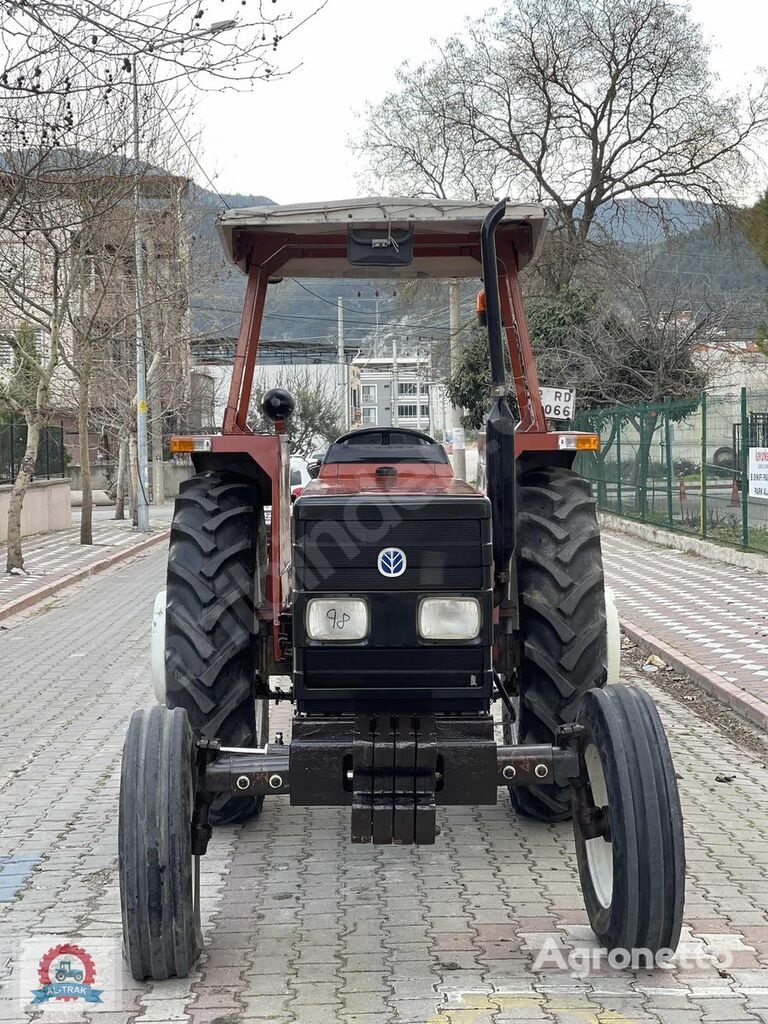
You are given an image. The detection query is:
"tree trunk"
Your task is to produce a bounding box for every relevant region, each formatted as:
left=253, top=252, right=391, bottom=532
left=633, top=410, right=659, bottom=516
left=5, top=415, right=41, bottom=573
left=593, top=418, right=619, bottom=506
left=129, top=432, right=139, bottom=528
left=114, top=435, right=127, bottom=521
left=78, top=371, right=93, bottom=545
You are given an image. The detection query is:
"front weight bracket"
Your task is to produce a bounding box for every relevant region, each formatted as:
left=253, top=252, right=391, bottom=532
left=496, top=743, right=580, bottom=787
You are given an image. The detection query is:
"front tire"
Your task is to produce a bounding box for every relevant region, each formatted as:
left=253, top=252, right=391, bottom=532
left=165, top=471, right=268, bottom=825
left=574, top=686, right=685, bottom=957
left=511, top=466, right=607, bottom=821
left=119, top=706, right=202, bottom=980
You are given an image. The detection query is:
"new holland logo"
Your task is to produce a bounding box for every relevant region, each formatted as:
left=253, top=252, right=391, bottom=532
left=377, top=547, right=407, bottom=578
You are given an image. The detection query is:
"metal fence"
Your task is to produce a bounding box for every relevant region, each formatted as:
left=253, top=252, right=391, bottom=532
left=0, top=420, right=66, bottom=485
left=573, top=389, right=768, bottom=554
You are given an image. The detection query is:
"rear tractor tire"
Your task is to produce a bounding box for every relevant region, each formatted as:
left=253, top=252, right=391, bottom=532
left=574, top=685, right=685, bottom=958
left=165, top=470, right=268, bottom=825
left=119, top=705, right=202, bottom=980
left=508, top=466, right=607, bottom=822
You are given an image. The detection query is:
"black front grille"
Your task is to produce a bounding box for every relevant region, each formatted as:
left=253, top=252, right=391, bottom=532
left=301, top=647, right=486, bottom=690
left=295, top=512, right=488, bottom=592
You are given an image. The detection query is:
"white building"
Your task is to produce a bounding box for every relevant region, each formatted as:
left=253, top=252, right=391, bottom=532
left=350, top=354, right=448, bottom=437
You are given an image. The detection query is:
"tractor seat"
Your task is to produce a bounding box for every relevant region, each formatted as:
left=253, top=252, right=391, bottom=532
left=324, top=427, right=449, bottom=464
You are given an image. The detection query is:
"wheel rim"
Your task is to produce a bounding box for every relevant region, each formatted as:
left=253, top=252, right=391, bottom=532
left=583, top=743, right=613, bottom=910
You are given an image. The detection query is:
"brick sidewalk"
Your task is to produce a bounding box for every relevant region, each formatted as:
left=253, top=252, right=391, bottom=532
left=0, top=505, right=172, bottom=618
left=602, top=530, right=768, bottom=721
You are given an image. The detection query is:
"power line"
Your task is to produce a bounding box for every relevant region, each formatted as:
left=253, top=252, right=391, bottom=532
left=194, top=305, right=462, bottom=332
left=150, top=80, right=230, bottom=210
left=287, top=278, right=476, bottom=320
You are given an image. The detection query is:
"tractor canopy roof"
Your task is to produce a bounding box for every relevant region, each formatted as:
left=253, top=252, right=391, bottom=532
left=216, top=196, right=548, bottom=280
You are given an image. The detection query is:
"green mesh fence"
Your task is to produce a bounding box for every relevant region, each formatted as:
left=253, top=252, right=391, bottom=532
left=572, top=389, right=768, bottom=554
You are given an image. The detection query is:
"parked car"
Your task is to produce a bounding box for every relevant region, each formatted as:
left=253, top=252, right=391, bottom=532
left=290, top=456, right=311, bottom=501
left=265, top=456, right=311, bottom=524
left=306, top=449, right=326, bottom=479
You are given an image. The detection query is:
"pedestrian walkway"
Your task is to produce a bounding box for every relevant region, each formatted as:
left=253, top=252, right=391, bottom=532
left=602, top=530, right=768, bottom=720
left=0, top=505, right=171, bottom=619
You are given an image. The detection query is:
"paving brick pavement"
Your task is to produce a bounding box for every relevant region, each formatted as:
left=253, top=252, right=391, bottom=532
left=1, top=546, right=768, bottom=1023
left=0, top=505, right=172, bottom=617
left=602, top=531, right=768, bottom=716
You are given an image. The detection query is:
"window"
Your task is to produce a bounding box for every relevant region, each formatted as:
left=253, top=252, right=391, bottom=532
left=398, top=381, right=417, bottom=397
left=421, top=404, right=430, bottom=419
left=362, top=407, right=377, bottom=425
left=398, top=404, right=418, bottom=418
left=290, top=468, right=303, bottom=486
left=361, top=384, right=377, bottom=404
left=0, top=336, right=12, bottom=368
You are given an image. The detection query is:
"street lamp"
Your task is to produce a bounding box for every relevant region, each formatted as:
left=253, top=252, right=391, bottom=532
left=132, top=20, right=236, bottom=532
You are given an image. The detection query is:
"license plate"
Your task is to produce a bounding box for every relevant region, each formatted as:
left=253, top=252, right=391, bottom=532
left=540, top=387, right=575, bottom=420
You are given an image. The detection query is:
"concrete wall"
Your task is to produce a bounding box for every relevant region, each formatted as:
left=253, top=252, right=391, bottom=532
left=163, top=461, right=194, bottom=497
left=67, top=460, right=193, bottom=504
left=0, top=478, right=71, bottom=543
left=67, top=462, right=117, bottom=492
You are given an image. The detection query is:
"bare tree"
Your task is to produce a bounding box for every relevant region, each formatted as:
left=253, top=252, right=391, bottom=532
left=58, top=181, right=143, bottom=544
left=0, top=0, right=327, bottom=563
left=0, top=97, right=113, bottom=569
left=1, top=1, right=327, bottom=98
left=250, top=367, right=341, bottom=458
left=358, top=0, right=768, bottom=291
left=0, top=46, right=192, bottom=562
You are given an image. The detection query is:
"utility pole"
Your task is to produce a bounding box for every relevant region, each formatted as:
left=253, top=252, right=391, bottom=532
left=128, top=21, right=236, bottom=531
left=449, top=279, right=466, bottom=481
left=391, top=337, right=399, bottom=427
left=337, top=297, right=347, bottom=430
left=415, top=349, right=422, bottom=431
left=132, top=59, right=150, bottom=532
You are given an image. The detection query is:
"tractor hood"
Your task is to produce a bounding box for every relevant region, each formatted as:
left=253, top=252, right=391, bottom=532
left=300, top=465, right=481, bottom=499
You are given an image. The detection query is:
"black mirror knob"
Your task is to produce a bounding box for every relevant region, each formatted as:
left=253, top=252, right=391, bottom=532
left=262, top=388, right=295, bottom=423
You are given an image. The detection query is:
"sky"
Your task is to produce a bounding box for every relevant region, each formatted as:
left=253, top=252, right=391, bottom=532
left=196, top=0, right=768, bottom=205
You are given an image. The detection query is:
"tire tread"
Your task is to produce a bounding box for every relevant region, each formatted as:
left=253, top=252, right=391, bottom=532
left=512, top=466, right=607, bottom=821
left=165, top=471, right=265, bottom=824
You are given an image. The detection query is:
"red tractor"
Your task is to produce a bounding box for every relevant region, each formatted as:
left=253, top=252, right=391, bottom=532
left=119, top=198, right=684, bottom=981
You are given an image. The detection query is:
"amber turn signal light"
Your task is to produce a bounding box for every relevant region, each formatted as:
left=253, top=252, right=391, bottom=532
left=169, top=436, right=212, bottom=454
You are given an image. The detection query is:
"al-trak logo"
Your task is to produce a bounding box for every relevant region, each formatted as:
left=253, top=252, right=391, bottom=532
left=377, top=547, right=407, bottom=578
left=32, top=943, right=103, bottom=1005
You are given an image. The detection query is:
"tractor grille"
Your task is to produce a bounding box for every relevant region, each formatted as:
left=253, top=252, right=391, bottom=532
left=294, top=518, right=483, bottom=592
left=301, top=647, right=484, bottom=689
left=292, top=492, right=493, bottom=712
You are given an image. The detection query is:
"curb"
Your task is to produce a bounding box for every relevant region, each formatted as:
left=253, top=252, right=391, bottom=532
left=621, top=617, right=768, bottom=732
left=0, top=529, right=169, bottom=623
